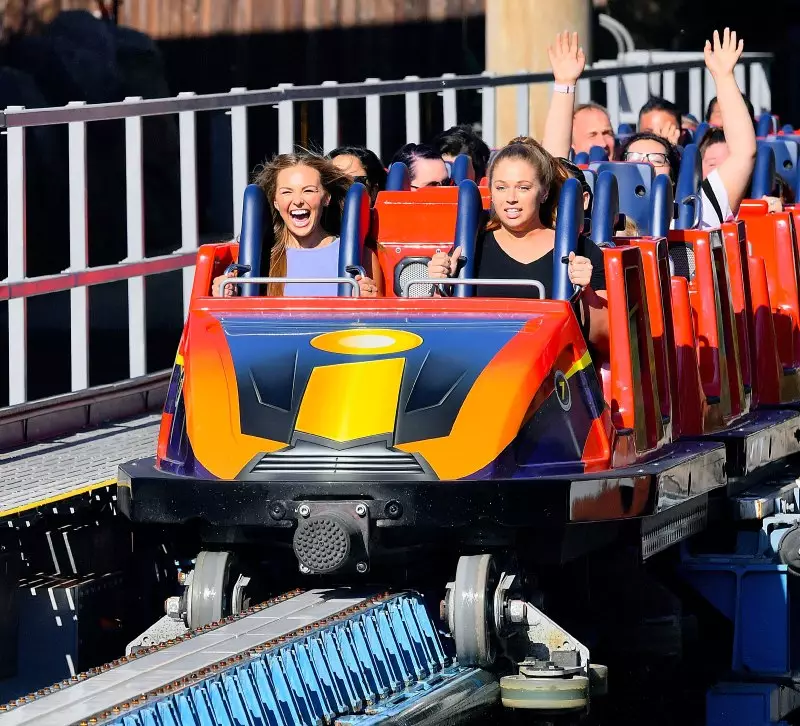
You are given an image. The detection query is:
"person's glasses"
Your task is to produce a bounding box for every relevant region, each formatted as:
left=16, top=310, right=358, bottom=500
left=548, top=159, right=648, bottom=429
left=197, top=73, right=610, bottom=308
left=623, top=151, right=669, bottom=166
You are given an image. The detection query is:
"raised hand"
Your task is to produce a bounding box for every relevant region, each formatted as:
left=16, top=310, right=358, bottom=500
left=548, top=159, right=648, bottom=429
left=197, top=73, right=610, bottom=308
left=567, top=251, right=593, bottom=288
left=651, top=120, right=681, bottom=146
left=704, top=28, right=743, bottom=79
left=427, top=246, right=462, bottom=279
left=547, top=30, right=586, bottom=85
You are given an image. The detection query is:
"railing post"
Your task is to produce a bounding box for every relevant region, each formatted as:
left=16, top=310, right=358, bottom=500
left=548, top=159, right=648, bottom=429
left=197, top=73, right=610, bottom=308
left=6, top=107, right=27, bottom=405
left=67, top=101, right=89, bottom=392
left=662, top=71, right=676, bottom=103
left=365, top=78, right=382, bottom=155
left=516, top=76, right=530, bottom=138
left=404, top=75, right=421, bottom=145
left=689, top=67, right=703, bottom=121
left=124, top=96, right=146, bottom=380
left=604, top=75, right=620, bottom=131
left=322, top=80, right=339, bottom=152
left=178, top=92, right=198, bottom=316
left=480, top=71, right=496, bottom=149
left=230, top=87, right=249, bottom=238
left=703, top=67, right=715, bottom=115
left=277, top=83, right=294, bottom=154
left=441, top=73, right=457, bottom=130
left=577, top=78, right=590, bottom=105
left=734, top=63, right=746, bottom=104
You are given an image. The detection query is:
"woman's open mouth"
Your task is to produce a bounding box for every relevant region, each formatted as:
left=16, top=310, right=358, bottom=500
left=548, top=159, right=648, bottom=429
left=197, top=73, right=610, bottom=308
left=289, top=209, right=312, bottom=228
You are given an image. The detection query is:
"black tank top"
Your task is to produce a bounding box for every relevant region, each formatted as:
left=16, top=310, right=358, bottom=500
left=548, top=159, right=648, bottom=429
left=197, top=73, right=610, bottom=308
left=474, top=231, right=606, bottom=299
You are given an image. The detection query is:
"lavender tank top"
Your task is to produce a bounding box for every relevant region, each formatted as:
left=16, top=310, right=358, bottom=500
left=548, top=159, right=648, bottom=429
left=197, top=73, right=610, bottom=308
left=283, top=237, right=341, bottom=297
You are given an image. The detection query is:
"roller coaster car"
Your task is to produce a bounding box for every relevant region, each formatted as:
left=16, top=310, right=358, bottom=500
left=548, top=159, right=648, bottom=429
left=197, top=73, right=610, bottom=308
left=120, top=177, right=737, bottom=586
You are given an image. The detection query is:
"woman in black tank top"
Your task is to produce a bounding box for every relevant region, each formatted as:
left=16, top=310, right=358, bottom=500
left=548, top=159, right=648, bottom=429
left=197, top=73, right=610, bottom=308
left=428, top=140, right=609, bottom=354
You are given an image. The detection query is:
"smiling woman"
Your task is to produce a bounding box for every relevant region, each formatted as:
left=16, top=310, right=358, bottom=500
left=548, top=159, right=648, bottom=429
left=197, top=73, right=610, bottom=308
left=427, top=139, right=609, bottom=354
left=212, top=152, right=384, bottom=298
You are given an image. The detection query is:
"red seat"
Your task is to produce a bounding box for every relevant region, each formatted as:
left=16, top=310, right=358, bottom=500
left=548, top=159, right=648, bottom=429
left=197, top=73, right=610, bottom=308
left=373, top=187, right=490, bottom=298
left=739, top=200, right=800, bottom=401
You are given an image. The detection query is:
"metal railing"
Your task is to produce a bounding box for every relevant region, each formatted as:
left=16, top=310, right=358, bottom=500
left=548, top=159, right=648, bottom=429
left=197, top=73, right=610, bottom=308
left=1, top=51, right=773, bottom=406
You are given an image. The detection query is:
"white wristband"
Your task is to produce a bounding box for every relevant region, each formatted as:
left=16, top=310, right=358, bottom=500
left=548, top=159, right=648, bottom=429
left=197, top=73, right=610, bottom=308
left=553, top=83, right=576, bottom=94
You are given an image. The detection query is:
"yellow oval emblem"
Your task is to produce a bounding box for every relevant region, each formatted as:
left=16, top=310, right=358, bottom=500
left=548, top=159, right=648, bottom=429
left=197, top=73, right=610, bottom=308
left=310, top=329, right=423, bottom=355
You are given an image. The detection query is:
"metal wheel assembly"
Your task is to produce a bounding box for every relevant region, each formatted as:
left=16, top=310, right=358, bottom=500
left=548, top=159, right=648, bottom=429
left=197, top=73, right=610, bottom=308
left=185, top=550, right=236, bottom=630
left=447, top=553, right=499, bottom=667
left=499, top=674, right=590, bottom=712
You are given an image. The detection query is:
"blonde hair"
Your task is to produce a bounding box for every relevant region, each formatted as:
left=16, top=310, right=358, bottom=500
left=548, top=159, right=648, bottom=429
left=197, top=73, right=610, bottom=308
left=486, top=139, right=565, bottom=230
left=253, top=152, right=351, bottom=295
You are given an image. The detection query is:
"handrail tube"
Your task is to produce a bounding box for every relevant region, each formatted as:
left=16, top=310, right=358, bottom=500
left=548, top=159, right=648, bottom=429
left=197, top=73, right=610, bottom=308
left=220, top=276, right=361, bottom=296
left=401, top=277, right=546, bottom=298
left=0, top=55, right=773, bottom=129
left=0, top=250, right=197, bottom=301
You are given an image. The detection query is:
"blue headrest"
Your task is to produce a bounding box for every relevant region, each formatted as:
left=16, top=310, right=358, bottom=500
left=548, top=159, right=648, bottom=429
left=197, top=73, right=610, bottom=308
left=589, top=145, right=609, bottom=162
left=588, top=161, right=655, bottom=234
left=450, top=154, right=474, bottom=185
left=761, top=138, right=798, bottom=194
left=591, top=171, right=620, bottom=246
left=675, top=143, right=702, bottom=230
left=618, top=123, right=634, bottom=136
left=783, top=124, right=795, bottom=134
left=238, top=184, right=270, bottom=298
left=386, top=161, right=411, bottom=191
left=694, top=122, right=710, bottom=147
left=338, top=182, right=370, bottom=296
left=452, top=179, right=484, bottom=298
left=553, top=178, right=584, bottom=301
left=651, top=174, right=674, bottom=238
left=574, top=151, right=589, bottom=165
left=751, top=143, right=776, bottom=199
left=757, top=112, right=777, bottom=137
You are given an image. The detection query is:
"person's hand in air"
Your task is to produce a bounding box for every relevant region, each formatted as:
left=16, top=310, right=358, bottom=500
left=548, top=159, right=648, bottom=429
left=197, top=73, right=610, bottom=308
left=356, top=274, right=379, bottom=297
left=567, top=251, right=593, bottom=288
left=547, top=30, right=586, bottom=86
left=652, top=120, right=681, bottom=146
left=212, top=270, right=238, bottom=297
left=428, top=246, right=462, bottom=278
left=704, top=27, right=743, bottom=79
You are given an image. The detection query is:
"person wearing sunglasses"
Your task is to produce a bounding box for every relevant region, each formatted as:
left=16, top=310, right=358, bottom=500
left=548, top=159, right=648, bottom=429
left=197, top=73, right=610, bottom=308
left=328, top=145, right=387, bottom=206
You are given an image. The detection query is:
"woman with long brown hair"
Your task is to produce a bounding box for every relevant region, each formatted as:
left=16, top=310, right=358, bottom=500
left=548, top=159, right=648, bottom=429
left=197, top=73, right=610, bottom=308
left=213, top=151, right=382, bottom=297
left=427, top=139, right=609, bottom=353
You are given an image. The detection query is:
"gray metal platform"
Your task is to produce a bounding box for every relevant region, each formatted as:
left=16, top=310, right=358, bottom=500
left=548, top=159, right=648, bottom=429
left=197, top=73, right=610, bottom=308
left=0, top=414, right=159, bottom=519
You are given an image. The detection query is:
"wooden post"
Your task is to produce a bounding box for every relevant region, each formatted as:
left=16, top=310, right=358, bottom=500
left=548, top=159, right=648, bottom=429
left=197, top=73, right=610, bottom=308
left=486, top=0, right=592, bottom=146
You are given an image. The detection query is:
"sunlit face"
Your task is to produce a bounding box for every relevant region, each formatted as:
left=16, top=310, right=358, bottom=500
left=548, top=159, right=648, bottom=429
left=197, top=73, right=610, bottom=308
left=707, top=102, right=723, bottom=127
left=639, top=109, right=680, bottom=136
left=624, top=138, right=672, bottom=177
left=273, top=164, right=329, bottom=238
left=572, top=107, right=615, bottom=158
left=410, top=157, right=450, bottom=190
left=490, top=158, right=544, bottom=232
left=702, top=141, right=730, bottom=178
left=331, top=154, right=367, bottom=180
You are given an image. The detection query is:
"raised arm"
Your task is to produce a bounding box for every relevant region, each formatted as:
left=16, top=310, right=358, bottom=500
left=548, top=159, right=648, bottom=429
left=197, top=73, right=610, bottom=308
left=705, top=28, right=757, bottom=214
left=541, top=31, right=586, bottom=159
